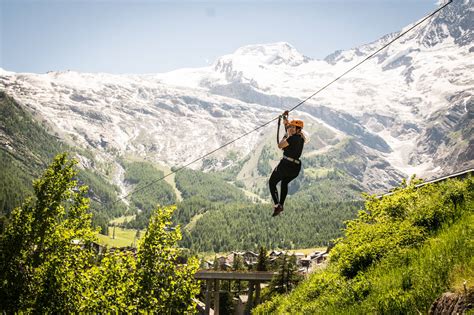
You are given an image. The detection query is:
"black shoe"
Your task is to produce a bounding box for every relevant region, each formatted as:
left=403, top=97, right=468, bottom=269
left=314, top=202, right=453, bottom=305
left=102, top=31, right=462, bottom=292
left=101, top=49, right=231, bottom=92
left=272, top=204, right=284, bottom=217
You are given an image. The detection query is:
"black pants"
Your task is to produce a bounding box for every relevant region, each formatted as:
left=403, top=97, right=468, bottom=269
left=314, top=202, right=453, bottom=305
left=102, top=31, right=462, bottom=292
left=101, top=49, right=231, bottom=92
left=269, top=159, right=301, bottom=206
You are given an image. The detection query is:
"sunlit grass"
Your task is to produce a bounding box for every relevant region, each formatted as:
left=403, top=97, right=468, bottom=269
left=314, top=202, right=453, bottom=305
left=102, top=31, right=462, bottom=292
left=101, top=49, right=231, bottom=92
left=96, top=226, right=144, bottom=248
left=254, top=177, right=474, bottom=314
left=109, top=215, right=136, bottom=225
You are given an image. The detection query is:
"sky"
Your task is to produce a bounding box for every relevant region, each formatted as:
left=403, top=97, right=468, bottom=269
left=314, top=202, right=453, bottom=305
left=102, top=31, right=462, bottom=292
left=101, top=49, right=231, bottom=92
left=0, top=0, right=438, bottom=74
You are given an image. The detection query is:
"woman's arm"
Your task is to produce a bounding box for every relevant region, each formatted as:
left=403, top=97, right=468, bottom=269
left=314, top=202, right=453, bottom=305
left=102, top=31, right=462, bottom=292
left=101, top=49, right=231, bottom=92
left=278, top=136, right=289, bottom=149
left=279, top=111, right=290, bottom=149
left=283, top=116, right=289, bottom=130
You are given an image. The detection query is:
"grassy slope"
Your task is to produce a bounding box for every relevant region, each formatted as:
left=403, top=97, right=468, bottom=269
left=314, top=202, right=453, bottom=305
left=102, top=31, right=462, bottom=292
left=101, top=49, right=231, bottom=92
left=255, top=176, right=474, bottom=314
left=96, top=226, right=144, bottom=248
left=153, top=163, right=183, bottom=202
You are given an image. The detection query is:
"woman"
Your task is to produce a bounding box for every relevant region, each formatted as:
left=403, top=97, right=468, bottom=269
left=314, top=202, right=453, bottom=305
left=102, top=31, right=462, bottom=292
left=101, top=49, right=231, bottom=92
left=269, top=114, right=305, bottom=217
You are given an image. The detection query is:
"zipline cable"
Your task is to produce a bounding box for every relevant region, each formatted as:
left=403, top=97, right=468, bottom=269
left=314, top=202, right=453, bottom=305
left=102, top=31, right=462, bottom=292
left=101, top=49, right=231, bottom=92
left=111, top=0, right=452, bottom=206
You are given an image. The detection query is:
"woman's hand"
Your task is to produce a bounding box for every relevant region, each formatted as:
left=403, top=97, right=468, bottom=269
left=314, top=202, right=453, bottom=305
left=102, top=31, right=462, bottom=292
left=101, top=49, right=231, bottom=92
left=287, top=125, right=296, bottom=136
left=282, top=110, right=289, bottom=125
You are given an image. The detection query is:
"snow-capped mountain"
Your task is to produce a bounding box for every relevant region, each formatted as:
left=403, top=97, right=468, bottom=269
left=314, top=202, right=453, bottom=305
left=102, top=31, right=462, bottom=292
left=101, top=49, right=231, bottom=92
left=156, top=0, right=473, bottom=179
left=0, top=0, right=472, bottom=193
left=0, top=71, right=276, bottom=167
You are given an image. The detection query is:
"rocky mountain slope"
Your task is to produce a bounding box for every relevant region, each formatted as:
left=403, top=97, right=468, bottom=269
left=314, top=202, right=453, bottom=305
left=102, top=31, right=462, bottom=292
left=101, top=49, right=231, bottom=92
left=0, top=0, right=472, bottom=196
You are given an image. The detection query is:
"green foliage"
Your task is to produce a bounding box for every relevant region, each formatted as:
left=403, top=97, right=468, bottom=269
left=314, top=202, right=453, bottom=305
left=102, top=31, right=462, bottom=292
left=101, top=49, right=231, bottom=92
left=0, top=92, right=65, bottom=215
left=82, top=252, right=137, bottom=312
left=0, top=151, right=33, bottom=216
left=0, top=153, right=97, bottom=312
left=294, top=169, right=362, bottom=203
left=331, top=219, right=426, bottom=278
left=78, top=168, right=127, bottom=233
left=173, top=195, right=215, bottom=228
left=135, top=205, right=200, bottom=313
left=233, top=254, right=246, bottom=271
left=269, top=254, right=303, bottom=295
left=257, top=246, right=268, bottom=271
left=175, top=168, right=247, bottom=203
left=346, top=216, right=473, bottom=314
left=331, top=177, right=471, bottom=278
left=254, top=175, right=474, bottom=314
left=0, top=154, right=200, bottom=313
left=125, top=161, right=176, bottom=208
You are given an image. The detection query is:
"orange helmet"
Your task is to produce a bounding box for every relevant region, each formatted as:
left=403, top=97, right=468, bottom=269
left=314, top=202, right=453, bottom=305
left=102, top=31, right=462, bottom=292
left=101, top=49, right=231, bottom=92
left=288, top=119, right=304, bottom=128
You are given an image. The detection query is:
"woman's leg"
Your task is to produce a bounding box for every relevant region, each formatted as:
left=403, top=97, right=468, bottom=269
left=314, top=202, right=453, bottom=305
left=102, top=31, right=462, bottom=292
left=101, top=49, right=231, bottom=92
left=279, top=174, right=299, bottom=206
left=279, top=178, right=291, bottom=206
left=269, top=169, right=282, bottom=205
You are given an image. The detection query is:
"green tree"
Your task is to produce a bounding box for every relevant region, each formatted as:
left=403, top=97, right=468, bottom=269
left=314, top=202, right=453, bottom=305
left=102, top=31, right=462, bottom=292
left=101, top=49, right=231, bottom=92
left=0, top=153, right=203, bottom=313
left=270, top=254, right=302, bottom=294
left=83, top=252, right=137, bottom=312
left=0, top=153, right=97, bottom=313
left=257, top=246, right=268, bottom=271
left=219, top=291, right=234, bottom=315
left=232, top=254, right=245, bottom=271
left=134, top=205, right=200, bottom=313
left=213, top=256, right=220, bottom=270
left=231, top=254, right=246, bottom=293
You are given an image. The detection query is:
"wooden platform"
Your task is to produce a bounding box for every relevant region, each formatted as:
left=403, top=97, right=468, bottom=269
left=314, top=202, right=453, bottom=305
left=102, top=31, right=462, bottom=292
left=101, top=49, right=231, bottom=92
left=195, top=270, right=276, bottom=281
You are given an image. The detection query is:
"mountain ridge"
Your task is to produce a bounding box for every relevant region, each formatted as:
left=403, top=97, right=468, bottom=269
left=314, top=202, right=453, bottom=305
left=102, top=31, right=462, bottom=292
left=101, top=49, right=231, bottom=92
left=0, top=0, right=472, bottom=195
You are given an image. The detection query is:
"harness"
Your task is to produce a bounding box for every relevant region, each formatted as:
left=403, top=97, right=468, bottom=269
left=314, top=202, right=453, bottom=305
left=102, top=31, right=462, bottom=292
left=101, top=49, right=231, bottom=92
left=282, top=156, right=300, bottom=164
left=277, top=113, right=301, bottom=165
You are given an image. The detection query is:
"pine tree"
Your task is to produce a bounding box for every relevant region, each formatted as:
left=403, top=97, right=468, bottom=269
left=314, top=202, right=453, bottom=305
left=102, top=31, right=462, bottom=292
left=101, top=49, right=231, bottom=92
left=257, top=246, right=268, bottom=271
left=232, top=253, right=245, bottom=271
left=213, top=255, right=220, bottom=270
left=232, top=254, right=246, bottom=292
left=270, top=253, right=302, bottom=294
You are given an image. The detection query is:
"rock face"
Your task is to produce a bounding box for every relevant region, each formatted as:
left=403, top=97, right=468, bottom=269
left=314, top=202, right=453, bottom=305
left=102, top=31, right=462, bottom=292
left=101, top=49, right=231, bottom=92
left=429, top=291, right=474, bottom=314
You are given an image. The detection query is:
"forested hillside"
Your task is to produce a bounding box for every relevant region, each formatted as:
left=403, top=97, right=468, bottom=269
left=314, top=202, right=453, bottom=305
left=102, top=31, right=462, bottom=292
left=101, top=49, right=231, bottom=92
left=0, top=91, right=66, bottom=215
left=180, top=199, right=361, bottom=252
left=0, top=92, right=127, bottom=232
left=255, top=175, right=474, bottom=314
left=121, top=160, right=177, bottom=228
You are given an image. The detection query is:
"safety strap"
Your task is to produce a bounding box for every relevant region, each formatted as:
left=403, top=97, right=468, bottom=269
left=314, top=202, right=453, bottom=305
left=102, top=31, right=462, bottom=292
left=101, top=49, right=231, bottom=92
left=277, top=116, right=281, bottom=145
left=277, top=113, right=288, bottom=144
